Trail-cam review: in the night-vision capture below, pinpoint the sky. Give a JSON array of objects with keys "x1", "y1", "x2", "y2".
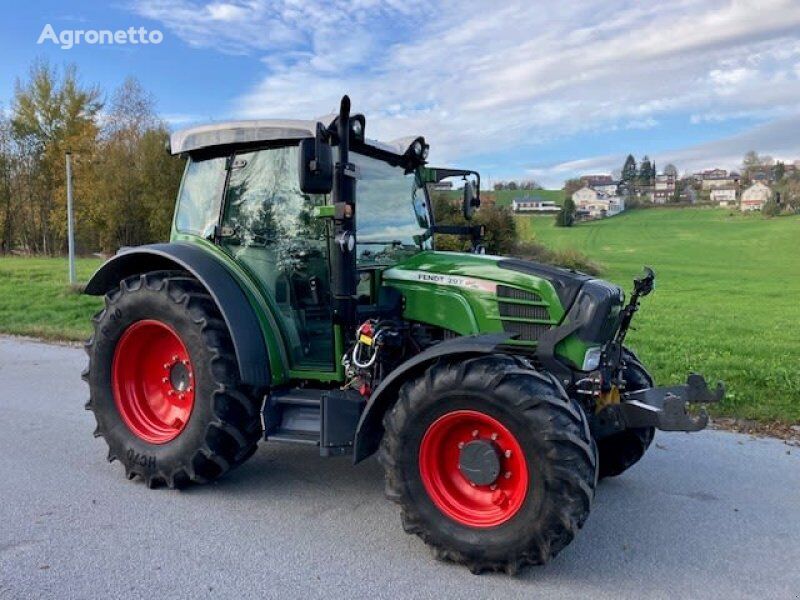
[{"x1": 1, "y1": 0, "x2": 799, "y2": 187}]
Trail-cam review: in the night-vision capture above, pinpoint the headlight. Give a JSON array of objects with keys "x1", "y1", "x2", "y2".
[{"x1": 581, "y1": 346, "x2": 602, "y2": 371}]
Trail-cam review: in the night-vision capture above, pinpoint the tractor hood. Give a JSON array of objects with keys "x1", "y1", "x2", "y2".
[
  {"x1": 381, "y1": 251, "x2": 624, "y2": 365},
  {"x1": 383, "y1": 251, "x2": 593, "y2": 314}
]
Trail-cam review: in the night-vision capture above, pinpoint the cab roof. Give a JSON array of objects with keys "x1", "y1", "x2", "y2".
[{"x1": 169, "y1": 114, "x2": 420, "y2": 158}]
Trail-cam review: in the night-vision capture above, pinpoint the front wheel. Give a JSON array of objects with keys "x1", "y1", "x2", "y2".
[
  {"x1": 380, "y1": 354, "x2": 598, "y2": 574},
  {"x1": 596, "y1": 350, "x2": 656, "y2": 478}
]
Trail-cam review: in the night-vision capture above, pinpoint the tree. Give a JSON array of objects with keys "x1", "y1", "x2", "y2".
[
  {"x1": 639, "y1": 156, "x2": 652, "y2": 183},
  {"x1": 0, "y1": 110, "x2": 13, "y2": 253},
  {"x1": 555, "y1": 197, "x2": 576, "y2": 227},
  {"x1": 11, "y1": 60, "x2": 102, "y2": 254},
  {"x1": 621, "y1": 154, "x2": 637, "y2": 182},
  {"x1": 774, "y1": 161, "x2": 786, "y2": 181},
  {"x1": 663, "y1": 163, "x2": 678, "y2": 178},
  {"x1": 563, "y1": 178, "x2": 583, "y2": 199},
  {"x1": 92, "y1": 77, "x2": 183, "y2": 251}
]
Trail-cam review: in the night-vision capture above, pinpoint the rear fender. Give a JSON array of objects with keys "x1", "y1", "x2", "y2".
[{"x1": 85, "y1": 242, "x2": 272, "y2": 390}]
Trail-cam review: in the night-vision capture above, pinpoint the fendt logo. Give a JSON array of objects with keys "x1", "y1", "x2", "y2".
[{"x1": 37, "y1": 24, "x2": 164, "y2": 50}]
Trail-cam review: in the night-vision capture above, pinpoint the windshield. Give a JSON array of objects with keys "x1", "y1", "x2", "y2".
[{"x1": 353, "y1": 152, "x2": 432, "y2": 266}]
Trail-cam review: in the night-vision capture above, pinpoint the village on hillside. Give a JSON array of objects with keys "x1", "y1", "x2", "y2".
[{"x1": 504, "y1": 152, "x2": 800, "y2": 221}]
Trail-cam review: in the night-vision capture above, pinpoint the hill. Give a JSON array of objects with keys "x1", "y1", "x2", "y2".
[{"x1": 520, "y1": 208, "x2": 800, "y2": 423}]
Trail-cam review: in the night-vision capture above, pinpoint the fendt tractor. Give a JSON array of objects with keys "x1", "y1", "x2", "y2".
[{"x1": 83, "y1": 96, "x2": 723, "y2": 573}]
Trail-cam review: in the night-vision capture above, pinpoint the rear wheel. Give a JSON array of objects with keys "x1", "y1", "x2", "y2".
[
  {"x1": 380, "y1": 354, "x2": 598, "y2": 574},
  {"x1": 597, "y1": 350, "x2": 655, "y2": 479},
  {"x1": 83, "y1": 271, "x2": 263, "y2": 488}
]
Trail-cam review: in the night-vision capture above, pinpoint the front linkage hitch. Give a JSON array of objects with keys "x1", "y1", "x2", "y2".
[{"x1": 595, "y1": 267, "x2": 725, "y2": 436}]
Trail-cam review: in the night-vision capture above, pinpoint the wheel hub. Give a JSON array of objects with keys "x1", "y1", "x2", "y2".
[
  {"x1": 458, "y1": 439, "x2": 501, "y2": 486},
  {"x1": 419, "y1": 410, "x2": 529, "y2": 528},
  {"x1": 168, "y1": 361, "x2": 191, "y2": 392}
]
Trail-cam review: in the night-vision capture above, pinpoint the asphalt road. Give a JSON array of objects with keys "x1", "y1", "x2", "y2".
[{"x1": 1, "y1": 336, "x2": 798, "y2": 599}]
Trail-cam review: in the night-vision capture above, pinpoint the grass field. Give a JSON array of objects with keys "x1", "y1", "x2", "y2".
[
  {"x1": 1, "y1": 207, "x2": 797, "y2": 423},
  {"x1": 0, "y1": 257, "x2": 103, "y2": 341},
  {"x1": 519, "y1": 207, "x2": 800, "y2": 423}
]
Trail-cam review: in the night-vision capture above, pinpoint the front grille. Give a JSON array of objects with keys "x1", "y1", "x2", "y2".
[
  {"x1": 498, "y1": 302, "x2": 550, "y2": 320},
  {"x1": 496, "y1": 285, "x2": 552, "y2": 341},
  {"x1": 497, "y1": 285, "x2": 541, "y2": 302},
  {"x1": 501, "y1": 321, "x2": 551, "y2": 341}
]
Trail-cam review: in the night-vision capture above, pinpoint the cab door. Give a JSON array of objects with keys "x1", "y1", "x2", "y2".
[{"x1": 218, "y1": 144, "x2": 335, "y2": 371}]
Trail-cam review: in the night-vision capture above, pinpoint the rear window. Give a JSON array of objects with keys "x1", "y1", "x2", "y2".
[{"x1": 174, "y1": 156, "x2": 227, "y2": 237}]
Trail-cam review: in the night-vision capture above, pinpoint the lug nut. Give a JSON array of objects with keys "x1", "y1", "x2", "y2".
[
  {"x1": 471, "y1": 430, "x2": 479, "y2": 438},
  {"x1": 491, "y1": 432, "x2": 498, "y2": 440},
  {"x1": 162, "y1": 377, "x2": 168, "y2": 383},
  {"x1": 504, "y1": 450, "x2": 512, "y2": 458},
  {"x1": 504, "y1": 471, "x2": 511, "y2": 479},
  {"x1": 470, "y1": 482, "x2": 476, "y2": 487},
  {"x1": 458, "y1": 441, "x2": 465, "y2": 449},
  {"x1": 490, "y1": 484, "x2": 497, "y2": 490}
]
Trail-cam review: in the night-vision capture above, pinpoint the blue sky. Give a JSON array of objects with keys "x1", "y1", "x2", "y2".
[{"x1": 2, "y1": 0, "x2": 800, "y2": 187}]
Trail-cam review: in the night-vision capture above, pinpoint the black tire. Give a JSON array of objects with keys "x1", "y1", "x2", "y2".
[
  {"x1": 380, "y1": 354, "x2": 598, "y2": 574},
  {"x1": 597, "y1": 350, "x2": 655, "y2": 479},
  {"x1": 83, "y1": 271, "x2": 263, "y2": 488}
]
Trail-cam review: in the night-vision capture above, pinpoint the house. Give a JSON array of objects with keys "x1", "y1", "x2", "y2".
[
  {"x1": 572, "y1": 186, "x2": 625, "y2": 219},
  {"x1": 711, "y1": 187, "x2": 737, "y2": 207},
  {"x1": 653, "y1": 174, "x2": 676, "y2": 204},
  {"x1": 699, "y1": 169, "x2": 739, "y2": 190},
  {"x1": 593, "y1": 181, "x2": 619, "y2": 196},
  {"x1": 579, "y1": 174, "x2": 618, "y2": 196},
  {"x1": 740, "y1": 182, "x2": 771, "y2": 211},
  {"x1": 511, "y1": 196, "x2": 560, "y2": 213}
]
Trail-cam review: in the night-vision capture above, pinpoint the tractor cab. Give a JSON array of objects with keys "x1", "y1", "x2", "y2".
[{"x1": 168, "y1": 98, "x2": 478, "y2": 375}]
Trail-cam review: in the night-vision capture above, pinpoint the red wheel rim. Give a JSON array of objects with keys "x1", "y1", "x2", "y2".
[
  {"x1": 419, "y1": 410, "x2": 529, "y2": 528},
  {"x1": 112, "y1": 320, "x2": 195, "y2": 444}
]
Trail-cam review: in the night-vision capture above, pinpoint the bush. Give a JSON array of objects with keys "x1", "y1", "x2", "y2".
[
  {"x1": 511, "y1": 241, "x2": 603, "y2": 275},
  {"x1": 762, "y1": 200, "x2": 780, "y2": 217},
  {"x1": 555, "y1": 198, "x2": 576, "y2": 227}
]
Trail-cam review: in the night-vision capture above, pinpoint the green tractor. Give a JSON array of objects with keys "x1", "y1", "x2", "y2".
[{"x1": 83, "y1": 96, "x2": 723, "y2": 573}]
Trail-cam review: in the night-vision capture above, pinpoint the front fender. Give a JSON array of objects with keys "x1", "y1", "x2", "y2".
[
  {"x1": 85, "y1": 243, "x2": 271, "y2": 390},
  {"x1": 352, "y1": 333, "x2": 510, "y2": 463}
]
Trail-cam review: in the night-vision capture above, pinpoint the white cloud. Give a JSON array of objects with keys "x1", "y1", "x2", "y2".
[{"x1": 133, "y1": 0, "x2": 800, "y2": 182}]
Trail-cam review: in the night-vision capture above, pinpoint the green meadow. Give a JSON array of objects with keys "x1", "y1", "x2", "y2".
[{"x1": 0, "y1": 257, "x2": 103, "y2": 341}]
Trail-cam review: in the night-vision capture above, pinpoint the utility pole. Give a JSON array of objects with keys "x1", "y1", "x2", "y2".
[{"x1": 66, "y1": 151, "x2": 76, "y2": 285}]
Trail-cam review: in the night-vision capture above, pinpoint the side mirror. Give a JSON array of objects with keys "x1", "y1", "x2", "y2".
[
  {"x1": 299, "y1": 126, "x2": 333, "y2": 194},
  {"x1": 463, "y1": 180, "x2": 479, "y2": 220}
]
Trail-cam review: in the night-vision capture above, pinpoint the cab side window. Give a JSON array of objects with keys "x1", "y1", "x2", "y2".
[{"x1": 174, "y1": 156, "x2": 227, "y2": 238}]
